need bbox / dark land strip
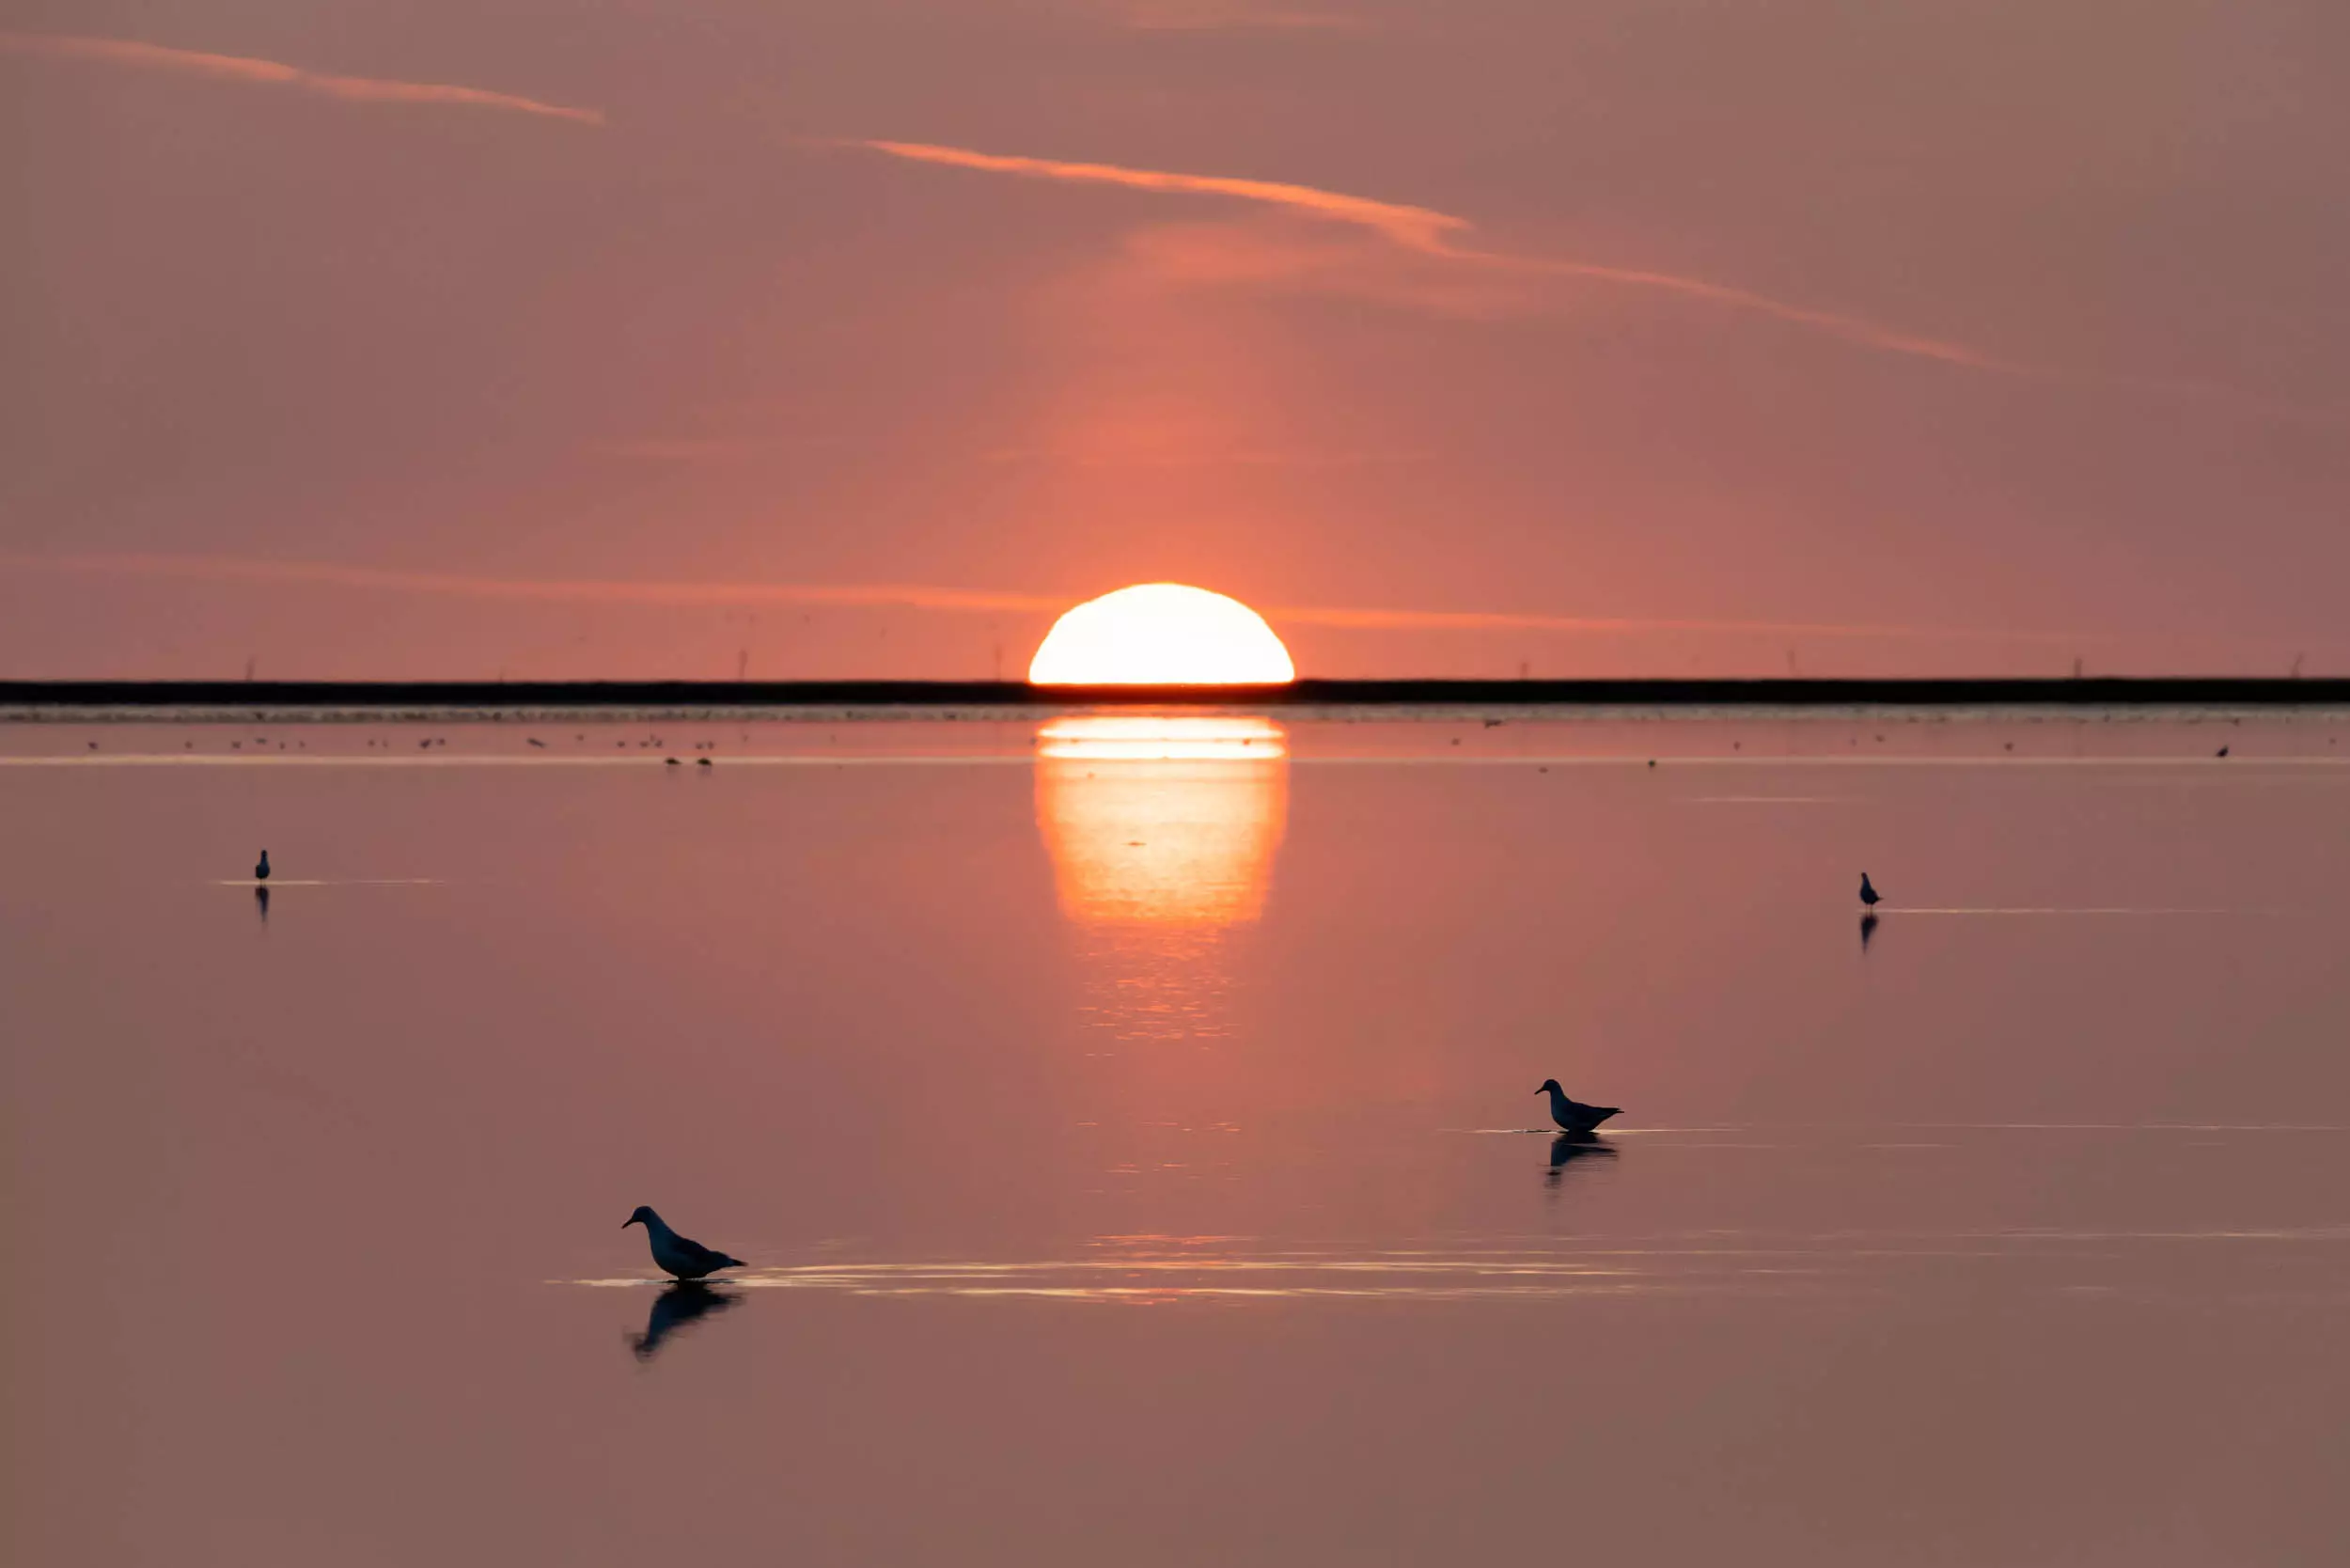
[6,677,2350,715]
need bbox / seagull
[622,1206,748,1280]
[1859,872,1881,908]
[255,850,271,882]
[1538,1079,1622,1135]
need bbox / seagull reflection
[1546,1132,1618,1188]
[254,886,270,926]
[1859,911,1878,952]
[626,1280,742,1362]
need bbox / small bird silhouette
[623,1206,747,1280]
[2216,745,2230,759]
[255,849,271,882]
[1859,872,1881,908]
[1538,1079,1621,1134]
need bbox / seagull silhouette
[623,1206,748,1280]
[255,850,271,882]
[1859,871,1881,908]
[1538,1079,1622,1135]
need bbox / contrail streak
[858,140,1464,253]
[853,138,2003,369]
[851,136,2342,416]
[0,33,605,125]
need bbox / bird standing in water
[1859,871,1880,908]
[1538,1080,1622,1135]
[255,850,271,882]
[622,1206,748,1280]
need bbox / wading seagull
[1859,872,1881,908]
[623,1206,748,1281]
[1538,1080,1622,1135]
[255,850,271,882]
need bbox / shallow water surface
[4,710,2348,1564]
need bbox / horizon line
[5,675,2348,710]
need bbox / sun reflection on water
[1034,716,1289,1043]
[1034,716,1287,928]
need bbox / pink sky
[3,2,2345,678]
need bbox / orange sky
[3,4,2346,678]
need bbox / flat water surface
[5,710,2348,1564]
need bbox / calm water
[5,709,2348,1565]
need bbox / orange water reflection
[1035,716,1289,1043]
[1034,717,1288,927]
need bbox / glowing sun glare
[1028,584,1296,685]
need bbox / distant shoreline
[5,677,2350,717]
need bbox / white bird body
[624,1205,747,1280]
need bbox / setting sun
[1027,584,1296,685]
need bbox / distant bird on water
[623,1206,747,1281]
[1859,871,1881,908]
[255,850,271,882]
[1538,1079,1622,1135]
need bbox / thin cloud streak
[4,553,2088,647]
[854,136,2341,413]
[854,137,2006,369]
[0,33,605,125]
[1267,603,2086,646]
[857,140,1465,253]
[0,554,1061,616]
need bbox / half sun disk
[1028,584,1296,685]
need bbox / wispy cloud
[1,553,2087,646]
[1118,218,1546,321]
[1265,601,2084,646]
[0,553,1060,614]
[0,33,604,126]
[852,137,2279,394]
[858,140,1465,253]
